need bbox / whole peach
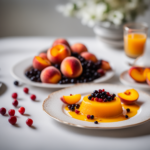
[61,56,83,78]
[52,38,70,48]
[71,43,88,54]
[33,56,51,71]
[81,52,98,63]
[40,66,61,83]
[47,44,71,64]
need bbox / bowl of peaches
[11,38,115,88]
[120,67,150,89]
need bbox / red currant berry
[98,89,102,93]
[75,109,80,114]
[98,98,103,102]
[87,115,90,119]
[12,93,18,99]
[8,109,15,116]
[95,97,98,101]
[23,87,29,94]
[91,97,94,101]
[30,94,36,101]
[12,99,18,107]
[8,116,17,125]
[0,107,6,115]
[26,118,33,126]
[18,107,25,115]
[102,89,105,92]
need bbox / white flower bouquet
[57,0,148,27]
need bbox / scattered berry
[23,87,29,94]
[12,99,18,107]
[94,121,98,124]
[91,97,94,101]
[18,107,25,115]
[71,107,75,111]
[68,105,72,110]
[14,81,19,86]
[102,89,105,92]
[75,104,80,109]
[0,107,6,115]
[87,115,91,119]
[95,97,98,101]
[26,118,33,126]
[125,115,129,118]
[126,108,130,112]
[88,96,92,100]
[98,98,103,102]
[8,109,15,116]
[98,89,102,93]
[75,109,80,114]
[70,94,72,96]
[30,94,36,101]
[8,116,17,125]
[90,115,94,119]
[12,93,18,99]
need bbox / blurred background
[0,0,150,37]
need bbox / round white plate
[120,70,150,89]
[10,57,115,88]
[43,84,150,129]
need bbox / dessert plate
[10,57,115,88]
[43,84,150,129]
[120,70,150,89]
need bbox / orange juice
[124,33,147,58]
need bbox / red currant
[8,116,17,125]
[23,87,29,94]
[12,99,18,107]
[0,107,6,115]
[18,107,25,115]
[30,94,36,101]
[8,109,15,116]
[12,93,18,99]
[87,115,90,119]
[75,109,80,114]
[26,118,33,126]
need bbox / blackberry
[90,115,94,119]
[14,81,19,86]
[94,121,98,124]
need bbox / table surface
[0,37,150,150]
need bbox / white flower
[56,0,148,26]
[108,10,124,25]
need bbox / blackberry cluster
[88,89,116,102]
[25,68,41,82]
[59,52,104,84]
[68,104,80,111]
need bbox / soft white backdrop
[0,0,150,37]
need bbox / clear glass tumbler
[124,23,148,58]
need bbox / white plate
[120,70,150,89]
[43,84,150,129]
[10,57,115,88]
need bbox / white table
[0,37,150,150]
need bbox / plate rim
[120,70,150,89]
[42,83,150,130]
[10,57,115,88]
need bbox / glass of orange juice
[124,23,148,58]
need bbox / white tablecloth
[0,37,150,150]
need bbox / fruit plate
[120,70,150,89]
[10,57,115,88]
[43,84,150,129]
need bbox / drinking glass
[124,23,148,58]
